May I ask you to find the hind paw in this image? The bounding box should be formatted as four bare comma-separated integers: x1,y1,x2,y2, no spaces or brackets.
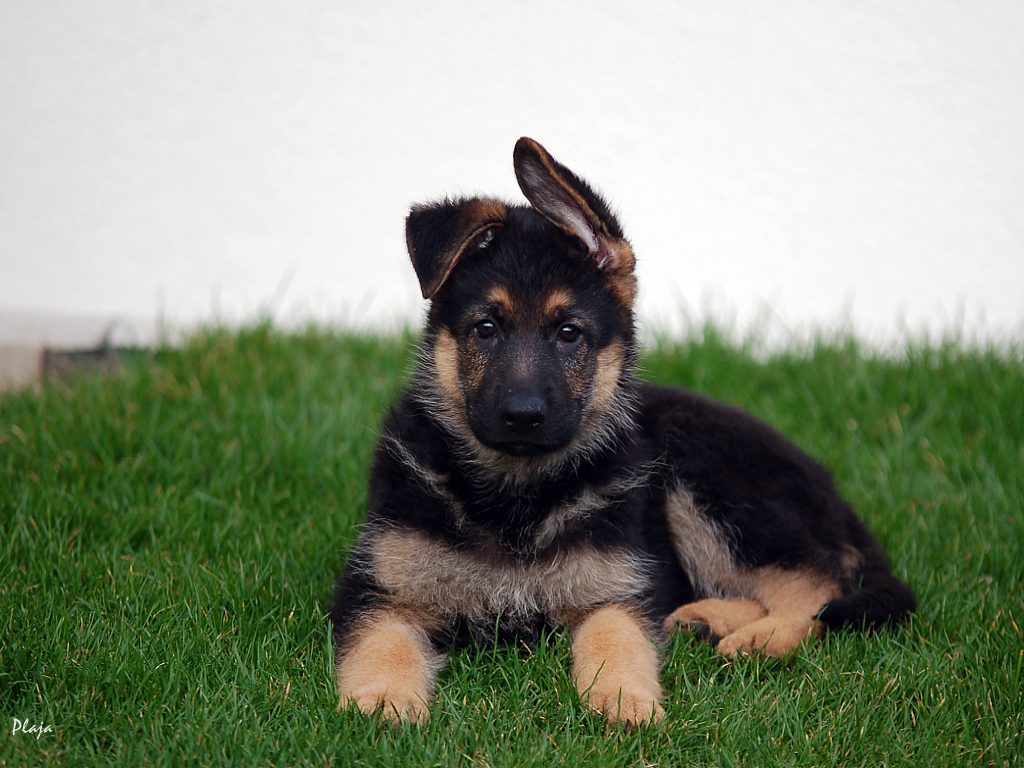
716,616,822,658
663,599,767,644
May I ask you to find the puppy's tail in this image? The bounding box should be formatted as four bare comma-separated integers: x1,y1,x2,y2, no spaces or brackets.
817,561,916,632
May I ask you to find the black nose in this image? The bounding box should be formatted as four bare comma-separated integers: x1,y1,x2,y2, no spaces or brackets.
500,394,547,434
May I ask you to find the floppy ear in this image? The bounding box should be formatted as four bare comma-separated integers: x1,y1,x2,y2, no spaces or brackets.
513,137,633,274
405,197,509,299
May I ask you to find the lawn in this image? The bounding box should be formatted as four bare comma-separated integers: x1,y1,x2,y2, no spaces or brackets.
1,325,1021,766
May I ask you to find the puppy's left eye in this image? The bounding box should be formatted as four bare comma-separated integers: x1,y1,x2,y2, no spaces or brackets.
557,324,582,344
474,319,498,339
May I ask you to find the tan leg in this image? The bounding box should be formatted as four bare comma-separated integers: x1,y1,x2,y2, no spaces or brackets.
571,604,664,726
716,569,838,658
663,598,767,642
336,610,443,724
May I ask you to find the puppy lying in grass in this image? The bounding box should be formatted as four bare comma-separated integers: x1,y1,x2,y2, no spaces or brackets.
330,137,915,725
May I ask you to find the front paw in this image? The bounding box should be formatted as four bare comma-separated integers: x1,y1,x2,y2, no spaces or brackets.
341,684,430,724
583,682,665,726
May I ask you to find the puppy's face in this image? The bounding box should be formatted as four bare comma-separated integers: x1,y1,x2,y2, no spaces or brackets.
429,213,630,457
406,138,638,466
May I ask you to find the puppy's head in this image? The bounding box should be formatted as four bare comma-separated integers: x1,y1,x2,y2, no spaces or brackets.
407,138,638,477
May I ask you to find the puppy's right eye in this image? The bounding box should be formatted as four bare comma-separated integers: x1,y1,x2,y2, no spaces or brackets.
474,319,498,339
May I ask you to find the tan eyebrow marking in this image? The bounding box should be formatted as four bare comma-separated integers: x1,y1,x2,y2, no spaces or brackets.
486,285,516,315
543,287,574,319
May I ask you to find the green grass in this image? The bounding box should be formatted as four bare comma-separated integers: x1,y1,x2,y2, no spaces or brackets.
1,324,1021,766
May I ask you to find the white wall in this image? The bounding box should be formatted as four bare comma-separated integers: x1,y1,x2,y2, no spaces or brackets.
2,1,1022,347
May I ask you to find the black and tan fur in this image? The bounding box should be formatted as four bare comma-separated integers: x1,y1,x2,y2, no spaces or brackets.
330,137,915,725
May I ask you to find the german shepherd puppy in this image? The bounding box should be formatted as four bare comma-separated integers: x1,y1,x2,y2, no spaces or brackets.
330,137,915,725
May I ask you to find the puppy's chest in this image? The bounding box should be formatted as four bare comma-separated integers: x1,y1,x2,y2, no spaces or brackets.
369,527,651,625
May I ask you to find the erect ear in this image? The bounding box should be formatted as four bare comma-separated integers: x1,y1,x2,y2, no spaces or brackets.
405,197,509,299
513,137,634,275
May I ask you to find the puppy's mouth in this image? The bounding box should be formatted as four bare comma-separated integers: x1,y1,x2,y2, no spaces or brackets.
481,439,564,457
